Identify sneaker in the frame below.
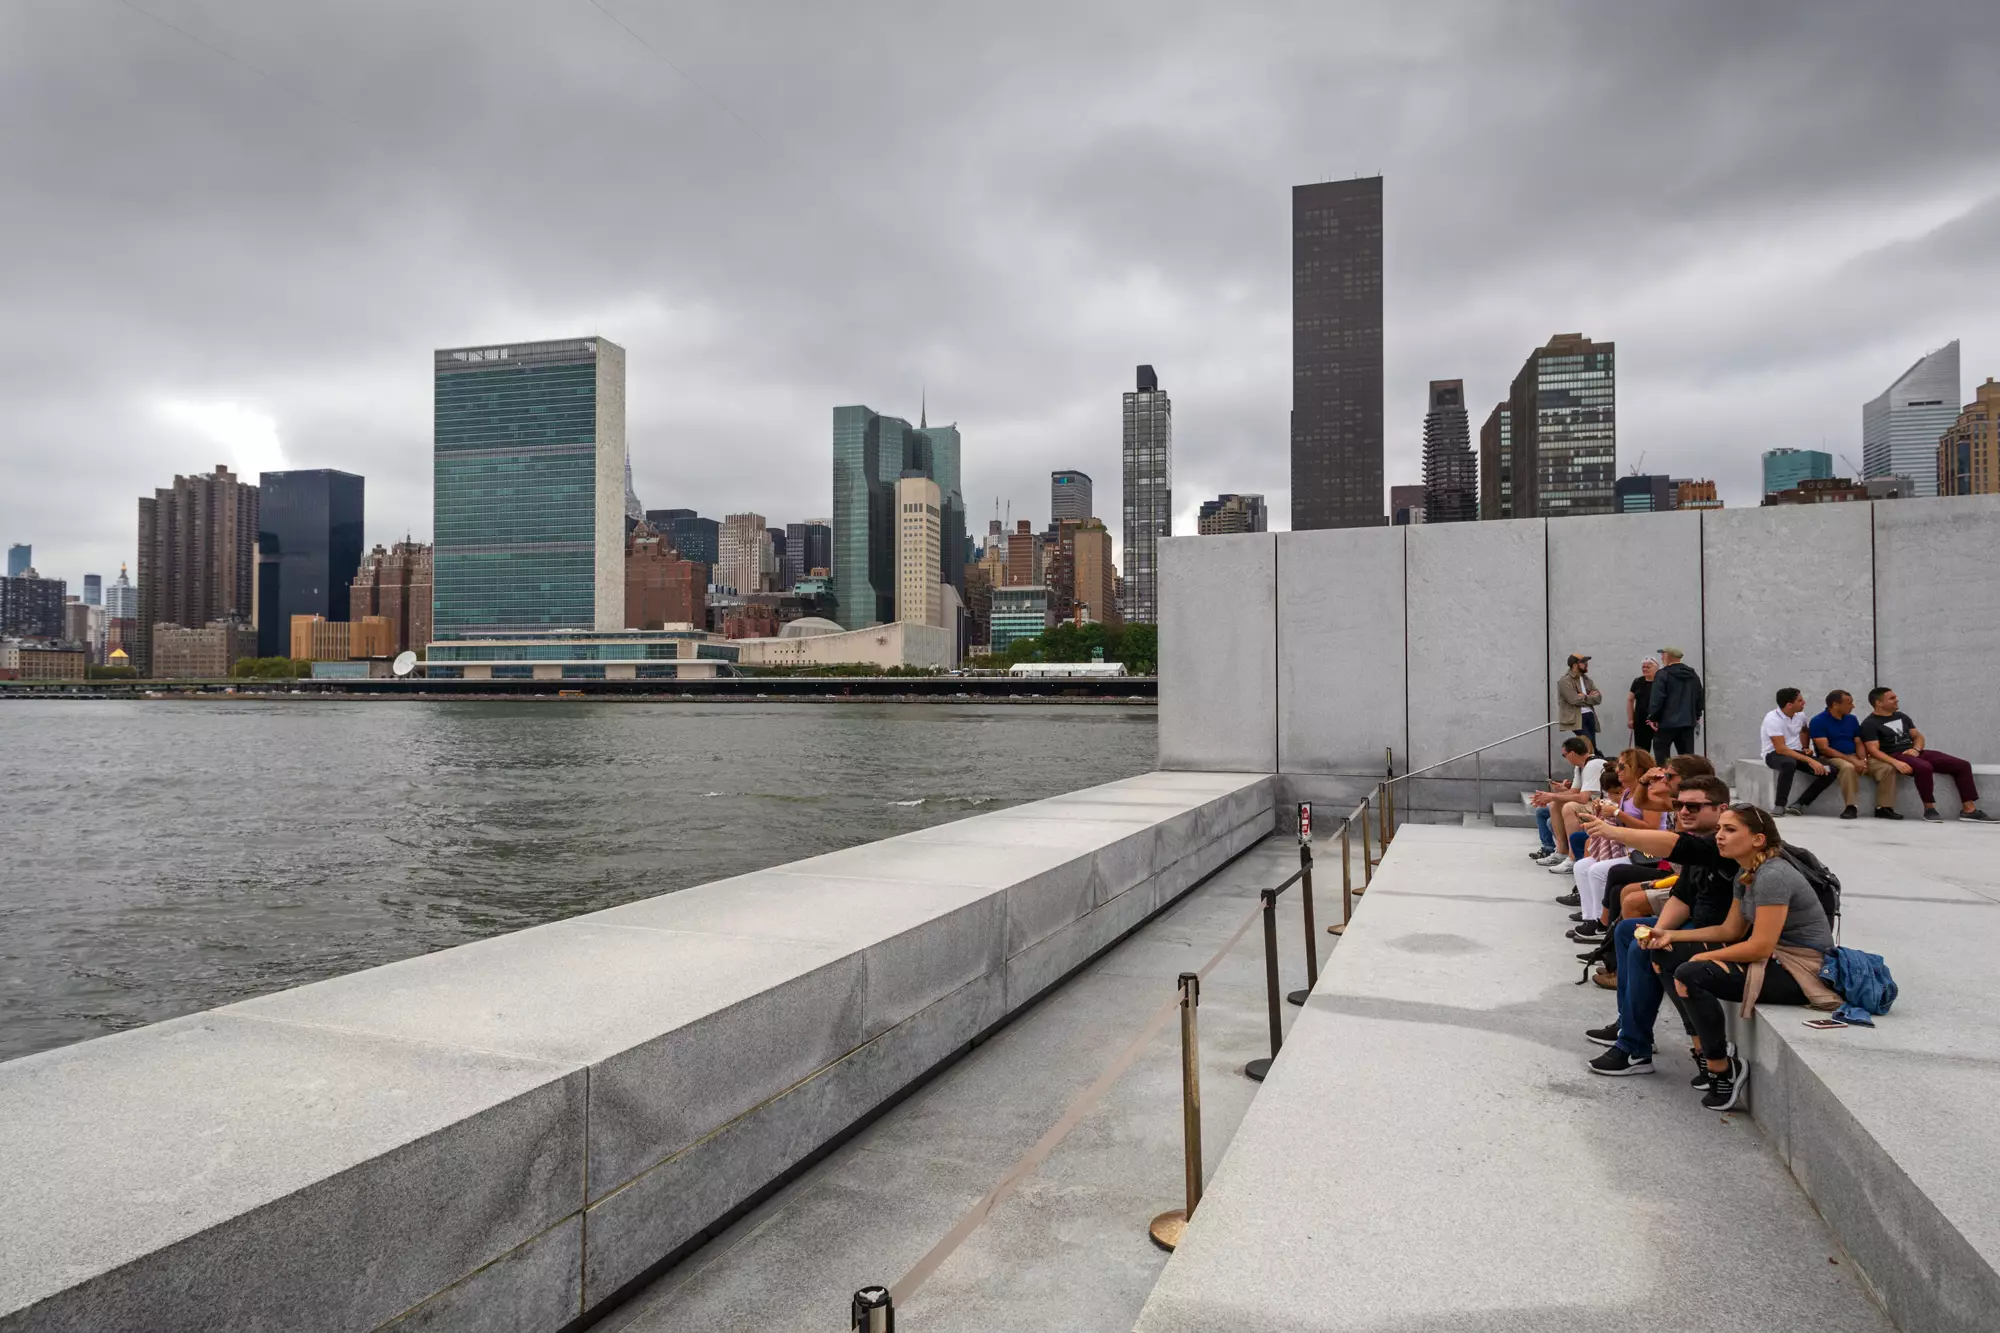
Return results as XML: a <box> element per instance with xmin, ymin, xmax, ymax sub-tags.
<box><xmin>1585</xmin><ymin>1022</ymin><xmax>1621</xmax><ymax>1046</ymax></box>
<box><xmin>1533</xmin><ymin>849</ymin><xmax>1564</xmax><ymax>864</ymax></box>
<box><xmin>1784</xmin><ymin>804</ymin><xmax>1806</xmax><ymax>817</ymax></box>
<box><xmin>1874</xmin><ymin>807</ymin><xmax>1903</xmax><ymax>820</ymax></box>
<box><xmin>1555</xmin><ymin>891</ymin><xmax>1581</xmax><ymax>907</ymax></box>
<box><xmin>1690</xmin><ymin>1041</ymin><xmax>1735</xmax><ymax>1087</ymax></box>
<box><xmin>1569</xmin><ymin>920</ymin><xmax>1605</xmax><ymax>939</ymax></box>
<box><xmin>1588</xmin><ymin>1047</ymin><xmax>1655</xmax><ymax>1077</ymax></box>
<box><xmin>1548</xmin><ymin>858</ymin><xmax>1575</xmax><ymax>874</ymax></box>
<box><xmin>1700</xmin><ymin>1056</ymin><xmax>1747</xmax><ymax>1111</ymax></box>
<box><xmin>1569</xmin><ymin>911</ymin><xmax>1584</xmax><ymax>922</ymax></box>
<box><xmin>1923</xmin><ymin>807</ymin><xmax>1943</xmax><ymax>822</ymax></box>
<box><xmin>1964</xmin><ymin>809</ymin><xmax>1996</xmax><ymax>823</ymax></box>
<box><xmin>1530</xmin><ymin>846</ymin><xmax>1557</xmax><ymax>860</ymax></box>
<box><xmin>1840</xmin><ymin>805</ymin><xmax>1858</xmax><ymax>820</ymax></box>
<box><xmin>1772</xmin><ymin>806</ymin><xmax>1787</xmax><ymax>817</ymax></box>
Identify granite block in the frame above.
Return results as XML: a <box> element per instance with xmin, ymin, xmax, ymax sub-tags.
<box><xmin>1158</xmin><ymin>533</ymin><xmax>1276</xmax><ymax>772</ymax></box>
<box><xmin>0</xmin><ymin>1014</ymin><xmax>583</xmax><ymax>1333</ymax></box>
<box><xmin>379</xmin><ymin>1216</ymin><xmax>582</xmax><ymax>1333</ymax></box>
<box><xmin>1871</xmin><ymin>496</ymin><xmax>2000</xmax><ymax>767</ymax></box>
<box><xmin>1701</xmin><ymin>503</ymin><xmax>1874</xmax><ymax>776</ymax></box>
<box><xmin>1275</xmin><ymin>527</ymin><xmax>1408</xmax><ymax>775</ymax></box>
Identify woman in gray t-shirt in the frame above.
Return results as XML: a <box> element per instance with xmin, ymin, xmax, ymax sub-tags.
<box><xmin>1666</xmin><ymin>804</ymin><xmax>1836</xmax><ymax>1112</ymax></box>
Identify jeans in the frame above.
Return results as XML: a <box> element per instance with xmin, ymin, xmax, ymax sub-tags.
<box><xmin>1896</xmin><ymin>749</ymin><xmax>1979</xmax><ymax>807</ymax></box>
<box><xmin>1766</xmin><ymin>752</ymin><xmax>1840</xmax><ymax>808</ymax></box>
<box><xmin>1535</xmin><ymin>805</ymin><xmax>1555</xmax><ymax>852</ymax></box>
<box><xmin>1652</xmin><ymin>725</ymin><xmax>1696</xmax><ymax>761</ymax></box>
<box><xmin>1612</xmin><ymin>918</ymin><xmax>1662</xmax><ymax>1057</ymax></box>
<box><xmin>1573</xmin><ymin>713</ymin><xmax>1599</xmax><ymax>754</ymax></box>
<box><xmin>1675</xmin><ymin>957</ymin><xmax>1812</xmax><ymax>1062</ymax></box>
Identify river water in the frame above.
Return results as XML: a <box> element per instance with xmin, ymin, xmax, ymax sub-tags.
<box><xmin>0</xmin><ymin>700</ymin><xmax>1157</xmax><ymax>1063</ymax></box>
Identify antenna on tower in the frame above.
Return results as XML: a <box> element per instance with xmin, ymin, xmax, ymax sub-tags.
<box><xmin>920</xmin><ymin>385</ymin><xmax>927</xmax><ymax>430</ymax></box>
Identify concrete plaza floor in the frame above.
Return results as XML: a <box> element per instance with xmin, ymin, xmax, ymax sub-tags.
<box><xmin>598</xmin><ymin>832</ymin><xmax>1344</xmax><ymax>1332</ymax></box>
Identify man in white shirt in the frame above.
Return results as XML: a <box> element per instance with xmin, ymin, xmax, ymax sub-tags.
<box><xmin>1534</xmin><ymin>737</ymin><xmax>1608</xmax><ymax>872</ymax></box>
<box><xmin>1761</xmin><ymin>686</ymin><xmax>1831</xmax><ymax>816</ymax></box>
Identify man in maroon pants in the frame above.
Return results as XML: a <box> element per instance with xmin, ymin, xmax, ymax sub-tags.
<box><xmin>1859</xmin><ymin>687</ymin><xmax>1995</xmax><ymax>822</ymax></box>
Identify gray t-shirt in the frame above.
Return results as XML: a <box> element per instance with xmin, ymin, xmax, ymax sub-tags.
<box><xmin>1734</xmin><ymin>856</ymin><xmax>1834</xmax><ymax>952</ymax></box>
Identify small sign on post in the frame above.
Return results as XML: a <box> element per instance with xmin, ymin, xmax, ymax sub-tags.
<box><xmin>1297</xmin><ymin>801</ymin><xmax>1312</xmax><ymax>843</ymax></box>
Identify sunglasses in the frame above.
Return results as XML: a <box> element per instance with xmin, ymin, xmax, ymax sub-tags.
<box><xmin>1674</xmin><ymin>800</ymin><xmax>1713</xmax><ymax>813</ymax></box>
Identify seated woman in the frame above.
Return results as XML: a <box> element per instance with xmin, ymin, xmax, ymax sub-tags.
<box><xmin>1569</xmin><ymin>750</ymin><xmax>1664</xmax><ymax>940</ymax></box>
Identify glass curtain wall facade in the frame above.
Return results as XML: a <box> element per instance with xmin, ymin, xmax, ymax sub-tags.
<box><xmin>1121</xmin><ymin>366</ymin><xmax>1172</xmax><ymax>623</ymax></box>
<box><xmin>912</xmin><ymin>422</ymin><xmax>966</xmax><ymax>599</ymax></box>
<box><xmin>1505</xmin><ymin>333</ymin><xmax>1616</xmax><ymax>518</ymax></box>
<box><xmin>254</xmin><ymin>469</ymin><xmax>364</xmax><ymax>658</ymax></box>
<box><xmin>1291</xmin><ymin>177</ymin><xmax>1385</xmax><ymax>529</ymax></box>
<box><xmin>832</xmin><ymin>407</ymin><xmax>962</xmax><ymax>629</ymax></box>
<box><xmin>1478</xmin><ymin>403</ymin><xmax>1512</xmax><ymax>520</ymax></box>
<box><xmin>1421</xmin><ymin>379</ymin><xmax>1477</xmax><ymax>523</ymax></box>
<box><xmin>433</xmin><ymin>338</ymin><xmax>625</xmax><ymax>637</ymax></box>
<box><xmin>1863</xmin><ymin>340</ymin><xmax>1959</xmax><ymax>498</ymax></box>
<box><xmin>1760</xmin><ymin>448</ymin><xmax>1833</xmax><ymax>497</ymax></box>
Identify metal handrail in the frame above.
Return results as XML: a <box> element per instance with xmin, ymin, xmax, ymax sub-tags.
<box><xmin>1381</xmin><ymin>720</ymin><xmax>1562</xmax><ymax>787</ymax></box>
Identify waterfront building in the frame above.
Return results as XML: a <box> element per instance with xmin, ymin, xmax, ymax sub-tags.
<box><xmin>646</xmin><ymin>509</ymin><xmax>720</xmax><ymax>569</ymax></box>
<box><xmin>1503</xmin><ymin>333</ymin><xmax>1617</xmax><ymax>518</ymax></box>
<box><xmin>1938</xmin><ymin>377</ymin><xmax>2000</xmax><ymax>497</ymax></box>
<box><xmin>0</xmin><ymin>642</ymin><xmax>86</xmax><ymax>680</ymax></box>
<box><xmin>1051</xmin><ymin>470</ymin><xmax>1093</xmax><ymax>524</ymax></box>
<box><xmin>784</xmin><ymin>520</ymin><xmax>832</xmax><ymax>587</ymax></box>
<box><xmin>731</xmin><ymin>617</ymin><xmax>958</xmax><ymax>671</ymax></box>
<box><xmin>0</xmin><ymin>570</ymin><xmax>66</xmax><ymax>639</ymax></box>
<box><xmin>1292</xmin><ymin>177</ymin><xmax>1384</xmax><ymax>530</ymax></box>
<box><xmin>990</xmin><ymin>585</ymin><xmax>1051</xmax><ymax>652</ymax></box>
<box><xmin>1121</xmin><ymin>365</ymin><xmax>1172</xmax><ymax>621</ymax></box>
<box><xmin>255</xmin><ymin>469</ymin><xmax>365</xmax><ymax>658</ymax></box>
<box><xmin>625</xmin><ymin>524</ymin><xmax>707</xmax><ymax>630</ymax></box>
<box><xmin>82</xmin><ymin>574</ymin><xmax>101</xmax><ymax>607</ymax></box>
<box><xmin>289</xmin><ymin>615</ymin><xmax>394</xmax><ymax>662</ymax></box>
<box><xmin>832</xmin><ymin>405</ymin><xmax>965</xmax><ymax>630</ymax></box>
<box><xmin>349</xmin><ymin>541</ymin><xmax>434</xmax><ymax>656</ymax></box>
<box><xmin>1675</xmin><ymin>479</ymin><xmax>1723</xmax><ymax>510</ymax></box>
<box><xmin>433</xmin><ymin>337</ymin><xmax>626</xmax><ymax>637</ymax></box>
<box><xmin>1421</xmin><ymin>380</ymin><xmax>1477</xmax><ymax>524</ymax></box>
<box><xmin>1071</xmin><ymin>519</ymin><xmax>1119</xmax><ymax>626</ymax></box>
<box><xmin>150</xmin><ymin>619</ymin><xmax>256</xmax><ymax>679</ymax></box>
<box><xmin>1864</xmin><ymin>340</ymin><xmax>1958</xmax><ymax>498</ymax></box>
<box><xmin>1004</xmin><ymin>519</ymin><xmax>1044</xmax><ymax>587</ymax></box>
<box><xmin>1389</xmin><ymin>485</ymin><xmax>1426</xmax><ymax>526</ymax></box>
<box><xmin>6</xmin><ymin>544</ymin><xmax>28</xmax><ymax>578</ymax></box>
<box><xmin>1762</xmin><ymin>448</ymin><xmax>1833</xmax><ymax>498</ymax></box>
<box><xmin>895</xmin><ymin>475</ymin><xmax>944</xmax><ymax>628</ymax></box>
<box><xmin>717</xmin><ymin>513</ymin><xmax>769</xmax><ymax>596</ymax></box>
<box><xmin>1615</xmin><ymin>473</ymin><xmax>1676</xmax><ymax>513</ymax></box>
<box><xmin>425</xmin><ymin>627</ymin><xmax>739</xmax><ymax>680</ymax></box>
<box><xmin>1478</xmin><ymin>402</ymin><xmax>1512</xmax><ymax>519</ymax></box>
<box><xmin>135</xmin><ymin>463</ymin><xmax>258</xmax><ymax>676</ymax></box>
<box><xmin>1196</xmin><ymin>494</ymin><xmax>1268</xmax><ymax>535</ymax></box>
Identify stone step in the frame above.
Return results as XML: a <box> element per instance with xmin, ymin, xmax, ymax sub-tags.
<box><xmin>1489</xmin><ymin>800</ymin><xmax>1538</xmax><ymax>829</ymax></box>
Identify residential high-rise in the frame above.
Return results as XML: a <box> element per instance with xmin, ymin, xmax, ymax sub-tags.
<box><xmin>1478</xmin><ymin>403</ymin><xmax>1512</xmax><ymax>519</ymax></box>
<box><xmin>1421</xmin><ymin>380</ymin><xmax>1477</xmax><ymax>523</ymax></box>
<box><xmin>1762</xmin><ymin>448</ymin><xmax>1834</xmax><ymax>498</ymax></box>
<box><xmin>1051</xmin><ymin>470</ymin><xmax>1093</xmax><ymax>524</ymax></box>
<box><xmin>1291</xmin><ymin>176</ymin><xmax>1384</xmax><ymax>529</ymax></box>
<box><xmin>1503</xmin><ymin>333</ymin><xmax>1617</xmax><ymax>518</ymax></box>
<box><xmin>717</xmin><ymin>513</ymin><xmax>769</xmax><ymax>595</ymax></box>
<box><xmin>82</xmin><ymin>574</ymin><xmax>102</xmax><ymax>607</ymax></box>
<box><xmin>625</xmin><ymin>523</ymin><xmax>707</xmax><ymax>629</ymax></box>
<box><xmin>349</xmin><ymin>540</ymin><xmax>435</xmax><ymax>655</ymax></box>
<box><xmin>832</xmin><ymin>405</ymin><xmax>962</xmax><ymax>629</ymax></box>
<box><xmin>6</xmin><ymin>545</ymin><xmax>29</xmax><ymax>579</ymax></box>
<box><xmin>1121</xmin><ymin>365</ymin><xmax>1172</xmax><ymax>623</ymax></box>
<box><xmin>1196</xmin><ymin>494</ymin><xmax>1268</xmax><ymax>535</ymax></box>
<box><xmin>1004</xmin><ymin>519</ymin><xmax>1044</xmax><ymax>587</ymax></box>
<box><xmin>1071</xmin><ymin>518</ymin><xmax>1119</xmax><ymax>626</ymax></box>
<box><xmin>1389</xmin><ymin>485</ymin><xmax>1427</xmax><ymax>526</ymax></box>
<box><xmin>1939</xmin><ymin>377</ymin><xmax>2000</xmax><ymax>497</ymax></box>
<box><xmin>254</xmin><ymin>469</ymin><xmax>365</xmax><ymax>658</ymax></box>
<box><xmin>895</xmin><ymin>474</ymin><xmax>944</xmax><ymax>627</ymax></box>
<box><xmin>785</xmin><ymin>520</ymin><xmax>833</xmax><ymax>585</ymax></box>
<box><xmin>1864</xmin><ymin>340</ymin><xmax>1959</xmax><ymax>498</ymax></box>
<box><xmin>135</xmin><ymin>463</ymin><xmax>259</xmax><ymax>676</ymax></box>
<box><xmin>1615</xmin><ymin>474</ymin><xmax>1675</xmax><ymax>513</ymax></box>
<box><xmin>433</xmin><ymin>337</ymin><xmax>626</xmax><ymax>637</ymax></box>
<box><xmin>0</xmin><ymin>571</ymin><xmax>65</xmax><ymax>639</ymax></box>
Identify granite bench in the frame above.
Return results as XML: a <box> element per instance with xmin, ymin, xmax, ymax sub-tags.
<box><xmin>1732</xmin><ymin>757</ymin><xmax>2000</xmax><ymax>818</ymax></box>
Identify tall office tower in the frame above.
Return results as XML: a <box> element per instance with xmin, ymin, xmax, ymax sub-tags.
<box><xmin>350</xmin><ymin>540</ymin><xmax>435</xmax><ymax>654</ymax></box>
<box><xmin>1762</xmin><ymin>448</ymin><xmax>1833</xmax><ymax>498</ymax></box>
<box><xmin>1071</xmin><ymin>518</ymin><xmax>1119</xmax><ymax>626</ymax></box>
<box><xmin>911</xmin><ymin>415</ymin><xmax>966</xmax><ymax>599</ymax></box>
<box><xmin>1504</xmin><ymin>333</ymin><xmax>1617</xmax><ymax>518</ymax></box>
<box><xmin>1004</xmin><ymin>519</ymin><xmax>1045</xmax><ymax>587</ymax></box>
<box><xmin>895</xmin><ymin>474</ymin><xmax>944</xmax><ymax>627</ymax></box>
<box><xmin>254</xmin><ymin>469</ymin><xmax>365</xmax><ymax>658</ymax></box>
<box><xmin>1121</xmin><ymin>365</ymin><xmax>1172</xmax><ymax>623</ymax></box>
<box><xmin>1196</xmin><ymin>494</ymin><xmax>1269</xmax><ymax>535</ymax></box>
<box><xmin>1389</xmin><ymin>485</ymin><xmax>1427</xmax><ymax>525</ymax></box>
<box><xmin>1478</xmin><ymin>403</ymin><xmax>1512</xmax><ymax>519</ymax></box>
<box><xmin>1864</xmin><ymin>340</ymin><xmax>1959</xmax><ymax>497</ymax></box>
<box><xmin>6</xmin><ymin>545</ymin><xmax>29</xmax><ymax>578</ymax></box>
<box><xmin>717</xmin><ymin>513</ymin><xmax>769</xmax><ymax>595</ymax></box>
<box><xmin>1939</xmin><ymin>378</ymin><xmax>2000</xmax><ymax>497</ymax></box>
<box><xmin>104</xmin><ymin>566</ymin><xmax>136</xmax><ymax>619</ymax></box>
<box><xmin>433</xmin><ymin>337</ymin><xmax>626</xmax><ymax>636</ymax></box>
<box><xmin>1051</xmin><ymin>470</ymin><xmax>1093</xmax><ymax>524</ymax></box>
<box><xmin>766</xmin><ymin>528</ymin><xmax>790</xmax><ymax>590</ymax></box>
<box><xmin>1292</xmin><ymin>177</ymin><xmax>1384</xmax><ymax>529</ymax></box>
<box><xmin>646</xmin><ymin>509</ymin><xmax>720</xmax><ymax>569</ymax></box>
<box><xmin>832</xmin><ymin>405</ymin><xmax>962</xmax><ymax>629</ymax></box>
<box><xmin>82</xmin><ymin>574</ymin><xmax>102</xmax><ymax>606</ymax></box>
<box><xmin>0</xmin><ymin>571</ymin><xmax>65</xmax><ymax>639</ymax></box>
<box><xmin>1614</xmin><ymin>474</ymin><xmax>1676</xmax><ymax>513</ymax></box>
<box><xmin>135</xmin><ymin>464</ymin><xmax>259</xmax><ymax>676</ymax></box>
<box><xmin>785</xmin><ymin>520</ymin><xmax>833</xmax><ymax>584</ymax></box>
<box><xmin>1421</xmin><ymin>380</ymin><xmax>1477</xmax><ymax>523</ymax></box>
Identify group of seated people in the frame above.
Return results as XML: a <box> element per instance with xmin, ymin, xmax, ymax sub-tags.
<box><xmin>1528</xmin><ymin>747</ymin><xmax>1856</xmax><ymax>1110</ymax></box>
<box><xmin>1760</xmin><ymin>685</ymin><xmax>1990</xmax><ymax>822</ymax></box>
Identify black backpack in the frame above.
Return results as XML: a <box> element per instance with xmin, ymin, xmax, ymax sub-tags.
<box><xmin>1780</xmin><ymin>844</ymin><xmax>1842</xmax><ymax>942</ymax></box>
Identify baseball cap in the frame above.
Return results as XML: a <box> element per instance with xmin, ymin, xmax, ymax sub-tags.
<box><xmin>1658</xmin><ymin>646</ymin><xmax>1684</xmax><ymax>658</ymax></box>
<box><xmin>1566</xmin><ymin>652</ymin><xmax>1591</xmax><ymax>667</ymax></box>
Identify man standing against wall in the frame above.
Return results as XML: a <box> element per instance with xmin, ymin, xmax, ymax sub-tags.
<box><xmin>1646</xmin><ymin>647</ymin><xmax>1703</xmax><ymax>761</ymax></box>
<box><xmin>1557</xmin><ymin>653</ymin><xmax>1603</xmax><ymax>754</ymax></box>
<box><xmin>1628</xmin><ymin>657</ymin><xmax>1659</xmax><ymax>753</ymax></box>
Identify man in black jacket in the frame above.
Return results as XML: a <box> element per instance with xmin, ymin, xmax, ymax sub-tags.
<box><xmin>1646</xmin><ymin>647</ymin><xmax>1704</xmax><ymax>761</ymax></box>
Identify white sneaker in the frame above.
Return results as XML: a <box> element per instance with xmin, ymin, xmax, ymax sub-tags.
<box><xmin>1533</xmin><ymin>850</ymin><xmax>1564</xmax><ymax>865</ymax></box>
<box><xmin>1548</xmin><ymin>858</ymin><xmax>1574</xmax><ymax>874</ymax></box>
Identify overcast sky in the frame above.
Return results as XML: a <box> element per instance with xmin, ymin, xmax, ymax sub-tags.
<box><xmin>5</xmin><ymin>0</ymin><xmax>1997</xmax><ymax>586</ymax></box>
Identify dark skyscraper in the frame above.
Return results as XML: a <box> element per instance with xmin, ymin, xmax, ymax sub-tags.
<box><xmin>255</xmin><ymin>469</ymin><xmax>365</xmax><ymax>657</ymax></box>
<box><xmin>1421</xmin><ymin>380</ymin><xmax>1477</xmax><ymax>524</ymax></box>
<box><xmin>646</xmin><ymin>509</ymin><xmax>720</xmax><ymax>569</ymax></box>
<box><xmin>1121</xmin><ymin>366</ymin><xmax>1172</xmax><ymax>624</ymax></box>
<box><xmin>1291</xmin><ymin>177</ymin><xmax>1384</xmax><ymax>529</ymax></box>
<box><xmin>1479</xmin><ymin>402</ymin><xmax>1513</xmax><ymax>520</ymax></box>
<box><xmin>1504</xmin><ymin>332</ymin><xmax>1617</xmax><ymax>519</ymax></box>
<box><xmin>785</xmin><ymin>520</ymin><xmax>832</xmax><ymax>584</ymax></box>
<box><xmin>82</xmin><ymin>574</ymin><xmax>102</xmax><ymax>606</ymax></box>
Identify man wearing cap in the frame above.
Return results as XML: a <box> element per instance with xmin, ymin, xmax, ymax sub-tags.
<box><xmin>1557</xmin><ymin>653</ymin><xmax>1603</xmax><ymax>754</ymax></box>
<box><xmin>1646</xmin><ymin>647</ymin><xmax>1705</xmax><ymax>761</ymax></box>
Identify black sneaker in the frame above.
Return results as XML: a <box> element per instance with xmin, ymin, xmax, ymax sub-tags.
<box><xmin>1840</xmin><ymin>805</ymin><xmax>1858</xmax><ymax>820</ymax></box>
<box><xmin>1700</xmin><ymin>1056</ymin><xmax>1747</xmax><ymax>1111</ymax></box>
<box><xmin>1690</xmin><ymin>1041</ymin><xmax>1734</xmax><ymax>1086</ymax></box>
<box><xmin>1585</xmin><ymin>1022</ymin><xmax>1621</xmax><ymax>1047</ymax></box>
<box><xmin>1965</xmin><ymin>809</ymin><xmax>1997</xmax><ymax>822</ymax></box>
<box><xmin>1555</xmin><ymin>891</ymin><xmax>1581</xmax><ymax>907</ymax></box>
<box><xmin>1923</xmin><ymin>807</ymin><xmax>1943</xmax><ymax>822</ymax></box>
<box><xmin>1589</xmin><ymin>1047</ymin><xmax>1654</xmax><ymax>1077</ymax></box>
<box><xmin>1874</xmin><ymin>807</ymin><xmax>1903</xmax><ymax>820</ymax></box>
<box><xmin>1783</xmin><ymin>804</ymin><xmax>1806</xmax><ymax>817</ymax></box>
<box><xmin>1568</xmin><ymin>921</ymin><xmax>1605</xmax><ymax>941</ymax></box>
<box><xmin>1530</xmin><ymin>846</ymin><xmax>1557</xmax><ymax>860</ymax></box>
<box><xmin>1569</xmin><ymin>911</ymin><xmax>1584</xmax><ymax>922</ymax></box>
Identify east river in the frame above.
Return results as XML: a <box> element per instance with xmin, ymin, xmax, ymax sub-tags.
<box><xmin>0</xmin><ymin>700</ymin><xmax>1157</xmax><ymax>1062</ymax></box>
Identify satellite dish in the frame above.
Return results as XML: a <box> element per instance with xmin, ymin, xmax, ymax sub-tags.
<box><xmin>392</xmin><ymin>651</ymin><xmax>417</xmax><ymax>677</ymax></box>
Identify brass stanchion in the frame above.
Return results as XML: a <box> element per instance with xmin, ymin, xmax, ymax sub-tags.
<box><xmin>1383</xmin><ymin>747</ymin><xmax>1397</xmax><ymax>846</ymax></box>
<box><xmin>1244</xmin><ymin>889</ymin><xmax>1283</xmax><ymax>1081</ymax></box>
<box><xmin>1287</xmin><ymin>841</ymin><xmax>1317</xmax><ymax>1005</ymax></box>
<box><xmin>851</xmin><ymin>1285</ymin><xmax>894</xmax><ymax>1331</ymax></box>
<box><xmin>1359</xmin><ymin>796</ymin><xmax>1374</xmax><ymax>889</ymax></box>
<box><xmin>1329</xmin><ymin>818</ymin><xmax>1352</xmax><ymax>935</ymax></box>
<box><xmin>1148</xmin><ymin>972</ymin><xmax>1203</xmax><ymax>1251</ymax></box>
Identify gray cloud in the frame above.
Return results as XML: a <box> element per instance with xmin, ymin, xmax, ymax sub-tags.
<box><xmin>3</xmin><ymin>0</ymin><xmax>1997</xmax><ymax>587</ymax></box>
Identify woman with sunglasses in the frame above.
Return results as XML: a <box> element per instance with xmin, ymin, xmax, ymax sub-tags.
<box><xmin>1571</xmin><ymin>752</ymin><xmax>1672</xmax><ymax>941</ymax></box>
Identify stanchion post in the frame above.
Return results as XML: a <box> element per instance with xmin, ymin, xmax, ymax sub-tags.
<box><xmin>1383</xmin><ymin>746</ymin><xmax>1396</xmax><ymax>846</ymax></box>
<box><xmin>1287</xmin><ymin>841</ymin><xmax>1317</xmax><ymax>1005</ymax></box>
<box><xmin>1244</xmin><ymin>889</ymin><xmax>1282</xmax><ymax>1081</ymax></box>
<box><xmin>1148</xmin><ymin>972</ymin><xmax>1204</xmax><ymax>1251</ymax></box>
<box><xmin>851</xmin><ymin>1285</ymin><xmax>894</xmax><ymax>1331</ymax></box>
<box><xmin>1329</xmin><ymin>818</ymin><xmax>1352</xmax><ymax>935</ymax></box>
<box><xmin>1360</xmin><ymin>796</ymin><xmax>1374</xmax><ymax>887</ymax></box>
